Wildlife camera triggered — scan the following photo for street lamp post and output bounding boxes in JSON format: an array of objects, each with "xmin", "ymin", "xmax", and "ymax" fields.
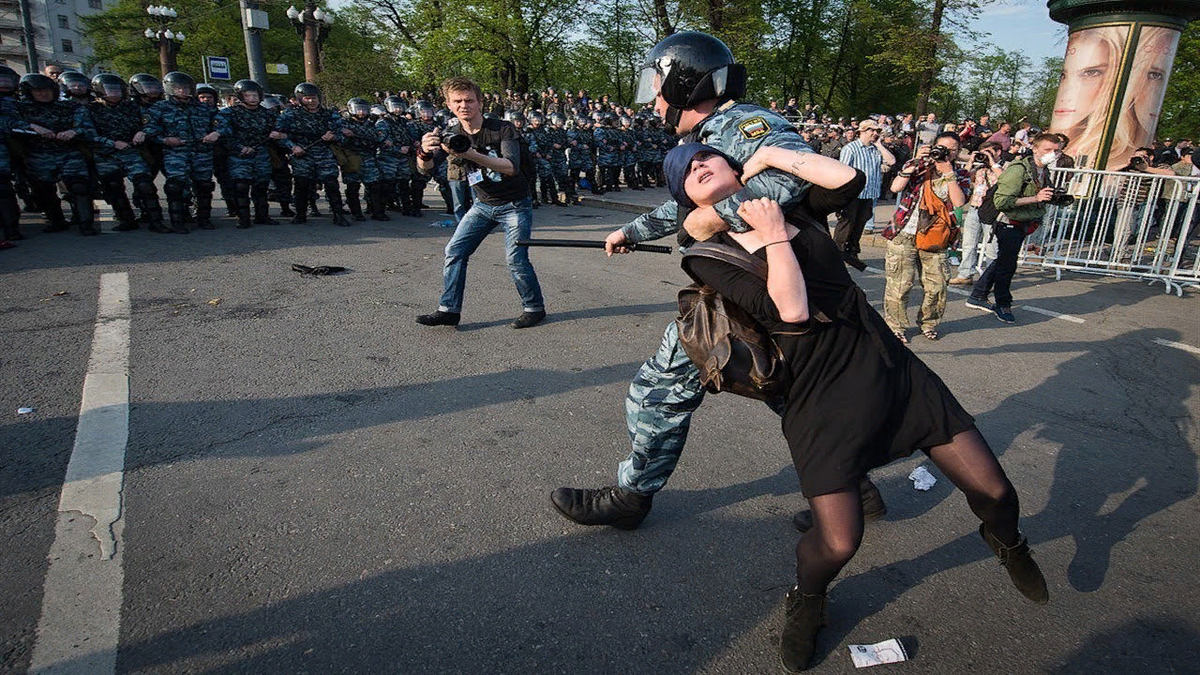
[
  {"xmin": 144, "ymin": 5, "xmax": 185, "ymax": 78},
  {"xmin": 286, "ymin": 3, "xmax": 333, "ymax": 82}
]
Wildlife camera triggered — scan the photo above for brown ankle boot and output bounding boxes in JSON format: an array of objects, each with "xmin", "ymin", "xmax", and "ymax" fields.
[
  {"xmin": 980, "ymin": 524, "xmax": 1049, "ymax": 604},
  {"xmin": 779, "ymin": 586, "xmax": 827, "ymax": 672}
]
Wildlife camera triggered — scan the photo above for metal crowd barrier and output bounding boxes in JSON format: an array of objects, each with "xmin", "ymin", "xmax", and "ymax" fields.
[{"xmin": 1020, "ymin": 166, "xmax": 1200, "ymax": 296}]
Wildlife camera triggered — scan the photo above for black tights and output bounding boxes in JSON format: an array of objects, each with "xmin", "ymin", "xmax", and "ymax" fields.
[{"xmin": 796, "ymin": 427, "xmax": 1020, "ymax": 594}]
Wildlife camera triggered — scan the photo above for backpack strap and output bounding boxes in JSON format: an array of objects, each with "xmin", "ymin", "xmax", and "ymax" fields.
[{"xmin": 681, "ymin": 241, "xmax": 768, "ymax": 283}]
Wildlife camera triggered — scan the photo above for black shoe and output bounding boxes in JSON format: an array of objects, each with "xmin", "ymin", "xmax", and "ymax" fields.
[
  {"xmin": 352, "ymin": 213, "xmax": 367, "ymax": 222},
  {"xmin": 43, "ymin": 224, "xmax": 68, "ymax": 233},
  {"xmin": 550, "ymin": 486, "xmax": 653, "ymax": 530},
  {"xmin": 80, "ymin": 226, "xmax": 99, "ymax": 236},
  {"xmin": 511, "ymin": 309, "xmax": 546, "ymax": 329},
  {"xmin": 842, "ymin": 252, "xmax": 867, "ymax": 271},
  {"xmin": 113, "ymin": 222, "xmax": 140, "ymax": 232},
  {"xmin": 280, "ymin": 205, "xmax": 295, "ymax": 217},
  {"xmin": 792, "ymin": 478, "xmax": 887, "ymax": 532},
  {"xmin": 779, "ymin": 587, "xmax": 827, "ymax": 673},
  {"xmin": 979, "ymin": 524, "xmax": 1049, "ymax": 604},
  {"xmin": 415, "ymin": 310, "xmax": 461, "ymax": 327},
  {"xmin": 332, "ymin": 213, "xmax": 352, "ymax": 227},
  {"xmin": 291, "ymin": 214, "xmax": 307, "ymax": 225}
]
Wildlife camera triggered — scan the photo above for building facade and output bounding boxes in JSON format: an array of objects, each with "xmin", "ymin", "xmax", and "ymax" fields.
[{"xmin": 0, "ymin": 0, "xmax": 115, "ymax": 76}]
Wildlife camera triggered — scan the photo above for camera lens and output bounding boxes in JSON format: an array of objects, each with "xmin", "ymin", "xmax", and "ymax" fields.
[{"xmin": 446, "ymin": 134, "xmax": 472, "ymax": 153}]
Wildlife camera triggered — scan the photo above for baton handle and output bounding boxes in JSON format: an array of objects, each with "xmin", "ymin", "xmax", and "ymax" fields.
[{"xmin": 516, "ymin": 239, "xmax": 672, "ymax": 254}]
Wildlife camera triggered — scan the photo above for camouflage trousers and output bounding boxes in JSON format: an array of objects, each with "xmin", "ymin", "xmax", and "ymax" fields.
[
  {"xmin": 93, "ymin": 147, "xmax": 151, "ymax": 180},
  {"xmin": 618, "ymin": 321, "xmax": 785, "ymax": 494},
  {"xmin": 550, "ymin": 157, "xmax": 573, "ymax": 196},
  {"xmin": 883, "ymin": 231, "xmax": 950, "ymax": 333},
  {"xmin": 377, "ymin": 153, "xmax": 412, "ymax": 181},
  {"xmin": 227, "ymin": 148, "xmax": 273, "ymax": 183}
]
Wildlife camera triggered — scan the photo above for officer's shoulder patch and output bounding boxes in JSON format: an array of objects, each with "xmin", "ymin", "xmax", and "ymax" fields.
[{"xmin": 738, "ymin": 116, "xmax": 770, "ymax": 140}]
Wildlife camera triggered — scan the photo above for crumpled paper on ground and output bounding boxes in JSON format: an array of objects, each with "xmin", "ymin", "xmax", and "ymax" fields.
[{"xmin": 908, "ymin": 465, "xmax": 937, "ymax": 491}]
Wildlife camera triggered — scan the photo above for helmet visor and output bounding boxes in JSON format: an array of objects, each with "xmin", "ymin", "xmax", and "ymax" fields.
[
  {"xmin": 165, "ymin": 81, "xmax": 193, "ymax": 98},
  {"xmin": 349, "ymin": 101, "xmax": 370, "ymax": 116},
  {"xmin": 100, "ymin": 84, "xmax": 124, "ymax": 100},
  {"xmin": 634, "ymin": 66, "xmax": 661, "ymax": 105}
]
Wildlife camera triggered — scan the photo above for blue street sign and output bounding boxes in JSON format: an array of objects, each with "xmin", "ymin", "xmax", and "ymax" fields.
[{"xmin": 206, "ymin": 56, "xmax": 231, "ymax": 80}]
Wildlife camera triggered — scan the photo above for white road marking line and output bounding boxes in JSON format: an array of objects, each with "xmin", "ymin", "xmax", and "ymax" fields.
[
  {"xmin": 1018, "ymin": 304, "xmax": 1086, "ymax": 324},
  {"xmin": 30, "ymin": 273, "xmax": 130, "ymax": 675},
  {"xmin": 1152, "ymin": 338, "xmax": 1200, "ymax": 356}
]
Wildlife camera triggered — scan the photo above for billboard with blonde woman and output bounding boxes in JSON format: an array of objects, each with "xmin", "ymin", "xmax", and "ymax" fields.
[{"xmin": 1049, "ymin": 24, "xmax": 1181, "ymax": 171}]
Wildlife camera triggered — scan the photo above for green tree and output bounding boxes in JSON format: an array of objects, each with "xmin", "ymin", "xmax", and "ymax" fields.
[{"xmin": 1158, "ymin": 22, "xmax": 1200, "ymax": 141}]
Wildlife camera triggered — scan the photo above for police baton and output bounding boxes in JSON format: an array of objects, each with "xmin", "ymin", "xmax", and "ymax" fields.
[{"xmin": 516, "ymin": 238, "xmax": 673, "ymax": 254}]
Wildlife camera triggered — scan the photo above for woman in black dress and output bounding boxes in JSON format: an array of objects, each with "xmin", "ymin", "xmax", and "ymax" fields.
[{"xmin": 665, "ymin": 143, "xmax": 1048, "ymax": 673}]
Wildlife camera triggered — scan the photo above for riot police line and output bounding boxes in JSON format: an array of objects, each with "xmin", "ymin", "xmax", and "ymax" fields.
[{"xmin": 0, "ymin": 68, "xmax": 678, "ymax": 246}]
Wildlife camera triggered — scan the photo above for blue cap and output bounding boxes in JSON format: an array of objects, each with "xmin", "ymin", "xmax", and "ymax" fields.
[{"xmin": 664, "ymin": 142, "xmax": 741, "ymax": 209}]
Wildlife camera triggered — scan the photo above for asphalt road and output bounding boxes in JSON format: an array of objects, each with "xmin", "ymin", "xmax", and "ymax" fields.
[{"xmin": 2, "ymin": 190, "xmax": 1199, "ymax": 674}]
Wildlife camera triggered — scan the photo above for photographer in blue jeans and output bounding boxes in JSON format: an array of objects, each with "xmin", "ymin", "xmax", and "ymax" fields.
[{"xmin": 414, "ymin": 76, "xmax": 546, "ymax": 330}]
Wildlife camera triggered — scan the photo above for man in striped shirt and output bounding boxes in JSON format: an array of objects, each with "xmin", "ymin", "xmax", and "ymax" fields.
[{"xmin": 835, "ymin": 119, "xmax": 895, "ymax": 269}]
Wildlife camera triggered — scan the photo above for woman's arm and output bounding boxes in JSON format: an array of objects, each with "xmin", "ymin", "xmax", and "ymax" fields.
[
  {"xmin": 741, "ymin": 146, "xmax": 856, "ymax": 190},
  {"xmin": 733, "ymin": 199, "xmax": 809, "ymax": 324}
]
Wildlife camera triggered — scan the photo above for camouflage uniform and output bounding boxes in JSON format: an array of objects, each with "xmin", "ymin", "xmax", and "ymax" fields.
[
  {"xmin": 339, "ymin": 115, "xmax": 383, "ymax": 221},
  {"xmin": 567, "ymin": 121, "xmax": 599, "ymax": 195},
  {"xmin": 545, "ymin": 122, "xmax": 573, "ymax": 202},
  {"xmin": 274, "ymin": 105, "xmax": 348, "ymax": 225},
  {"xmin": 80, "ymin": 98, "xmax": 165, "ymax": 232},
  {"xmin": 20, "ymin": 99, "xmax": 93, "ymax": 233},
  {"xmin": 407, "ymin": 118, "xmax": 453, "ymax": 216},
  {"xmin": 143, "ymin": 98, "xmax": 219, "ymax": 231},
  {"xmin": 0, "ymin": 96, "xmax": 25, "ymax": 239},
  {"xmin": 376, "ymin": 115, "xmax": 415, "ymax": 215},
  {"xmin": 594, "ymin": 122, "xmax": 621, "ymax": 192},
  {"xmin": 526, "ymin": 121, "xmax": 558, "ymax": 205},
  {"xmin": 215, "ymin": 103, "xmax": 278, "ymax": 227},
  {"xmin": 616, "ymin": 102, "xmax": 814, "ymax": 494}
]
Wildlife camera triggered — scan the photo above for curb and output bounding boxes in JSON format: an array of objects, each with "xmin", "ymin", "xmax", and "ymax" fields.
[{"xmin": 578, "ymin": 195, "xmax": 892, "ymax": 249}]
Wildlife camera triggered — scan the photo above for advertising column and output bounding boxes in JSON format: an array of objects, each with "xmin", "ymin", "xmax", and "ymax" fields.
[{"xmin": 1047, "ymin": 0, "xmax": 1200, "ymax": 170}]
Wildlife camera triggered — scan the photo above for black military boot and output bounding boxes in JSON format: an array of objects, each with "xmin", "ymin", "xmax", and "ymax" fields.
[
  {"xmin": 368, "ymin": 183, "xmax": 390, "ymax": 221},
  {"xmin": 589, "ymin": 169, "xmax": 603, "ymax": 195},
  {"xmin": 607, "ymin": 167, "xmax": 621, "ymax": 193},
  {"xmin": 325, "ymin": 179, "xmax": 351, "ymax": 227},
  {"xmin": 0, "ymin": 187, "xmax": 21, "ymax": 241},
  {"xmin": 234, "ymin": 181, "xmax": 253, "ymax": 229},
  {"xmin": 550, "ymin": 486, "xmax": 653, "ymax": 530},
  {"xmin": 70, "ymin": 189, "xmax": 98, "ymax": 237},
  {"xmin": 397, "ymin": 180, "xmax": 415, "ymax": 216},
  {"xmin": 409, "ymin": 181, "xmax": 423, "ymax": 217},
  {"xmin": 779, "ymin": 587, "xmax": 827, "ymax": 673},
  {"xmin": 33, "ymin": 182, "xmax": 68, "ymax": 232},
  {"xmin": 193, "ymin": 180, "xmax": 215, "ymax": 230},
  {"xmin": 980, "ymin": 524, "xmax": 1049, "ymax": 604},
  {"xmin": 110, "ymin": 194, "xmax": 138, "ymax": 231},
  {"xmin": 345, "ymin": 182, "xmax": 366, "ymax": 222},
  {"xmin": 167, "ymin": 197, "xmax": 190, "ymax": 234},
  {"xmin": 252, "ymin": 186, "xmax": 277, "ymax": 225},
  {"xmin": 291, "ymin": 179, "xmax": 309, "ymax": 224}
]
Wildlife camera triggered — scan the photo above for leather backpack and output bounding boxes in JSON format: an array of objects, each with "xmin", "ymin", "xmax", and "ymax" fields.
[{"xmin": 677, "ymin": 242, "xmax": 802, "ymax": 402}]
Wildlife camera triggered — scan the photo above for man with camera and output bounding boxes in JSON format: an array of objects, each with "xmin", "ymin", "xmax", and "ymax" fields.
[
  {"xmin": 965, "ymin": 133, "xmax": 1065, "ymax": 323},
  {"xmin": 951, "ymin": 141, "xmax": 1004, "ymax": 284},
  {"xmin": 413, "ymin": 77, "xmax": 546, "ymax": 330},
  {"xmin": 884, "ymin": 132, "xmax": 968, "ymax": 341}
]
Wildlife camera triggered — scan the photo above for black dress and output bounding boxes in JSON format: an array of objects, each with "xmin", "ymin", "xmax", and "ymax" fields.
[{"xmin": 685, "ymin": 217, "xmax": 975, "ymax": 498}]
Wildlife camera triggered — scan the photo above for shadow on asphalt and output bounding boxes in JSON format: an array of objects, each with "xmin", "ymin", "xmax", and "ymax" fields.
[{"xmin": 456, "ymin": 302, "xmax": 677, "ymax": 331}]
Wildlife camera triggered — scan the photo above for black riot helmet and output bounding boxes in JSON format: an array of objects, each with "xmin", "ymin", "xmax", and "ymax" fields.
[
  {"xmin": 91, "ymin": 73, "xmax": 127, "ymax": 103},
  {"xmin": 19, "ymin": 73, "xmax": 58, "ymax": 101},
  {"xmin": 261, "ymin": 94, "xmax": 283, "ymax": 110},
  {"xmin": 619, "ymin": 115, "xmax": 632, "ymax": 128},
  {"xmin": 383, "ymin": 95, "xmax": 406, "ymax": 115},
  {"xmin": 233, "ymin": 79, "xmax": 263, "ymax": 106},
  {"xmin": 634, "ymin": 31, "xmax": 746, "ymax": 129},
  {"xmin": 370, "ymin": 104, "xmax": 386, "ymax": 118},
  {"xmin": 413, "ymin": 100, "xmax": 435, "ymax": 122},
  {"xmin": 549, "ymin": 112, "xmax": 565, "ymax": 127},
  {"xmin": 294, "ymin": 82, "xmax": 322, "ymax": 108},
  {"xmin": 162, "ymin": 71, "xmax": 196, "ymax": 100},
  {"xmin": 434, "ymin": 108, "xmax": 452, "ymax": 126},
  {"xmin": 347, "ymin": 97, "xmax": 371, "ymax": 118},
  {"xmin": 528, "ymin": 110, "xmax": 545, "ymax": 126},
  {"xmin": 129, "ymin": 73, "xmax": 163, "ymax": 101},
  {"xmin": 0, "ymin": 65, "xmax": 19, "ymax": 96},
  {"xmin": 575, "ymin": 115, "xmax": 590, "ymax": 128},
  {"xmin": 59, "ymin": 71, "xmax": 90, "ymax": 99},
  {"xmin": 196, "ymin": 83, "xmax": 219, "ymax": 106},
  {"xmin": 504, "ymin": 109, "xmax": 525, "ymax": 125}
]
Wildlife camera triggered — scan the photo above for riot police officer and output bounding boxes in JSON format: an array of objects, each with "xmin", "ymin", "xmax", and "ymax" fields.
[
  {"xmin": 0, "ymin": 65, "xmax": 23, "ymax": 243},
  {"xmin": 594, "ymin": 112, "xmax": 621, "ymax": 193},
  {"xmin": 407, "ymin": 100, "xmax": 452, "ymax": 217},
  {"xmin": 274, "ymin": 82, "xmax": 349, "ymax": 226},
  {"xmin": 216, "ymin": 79, "xmax": 281, "ymax": 228},
  {"xmin": 198, "ymin": 82, "xmax": 235, "ymax": 218},
  {"xmin": 526, "ymin": 110, "xmax": 557, "ymax": 205},
  {"xmin": 142, "ymin": 71, "xmax": 221, "ymax": 233},
  {"xmin": 18, "ymin": 73, "xmax": 94, "ymax": 235},
  {"xmin": 376, "ymin": 95, "xmax": 415, "ymax": 216},
  {"xmin": 546, "ymin": 112, "xmax": 574, "ymax": 205},
  {"xmin": 80, "ymin": 73, "xmax": 166, "ymax": 233},
  {"xmin": 260, "ymin": 94, "xmax": 294, "ymax": 217},
  {"xmin": 339, "ymin": 98, "xmax": 386, "ymax": 221},
  {"xmin": 568, "ymin": 115, "xmax": 600, "ymax": 196}
]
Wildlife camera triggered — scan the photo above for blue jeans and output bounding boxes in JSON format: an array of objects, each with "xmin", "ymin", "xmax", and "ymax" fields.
[
  {"xmin": 438, "ymin": 197, "xmax": 544, "ymax": 314},
  {"xmin": 449, "ymin": 179, "xmax": 473, "ymax": 225}
]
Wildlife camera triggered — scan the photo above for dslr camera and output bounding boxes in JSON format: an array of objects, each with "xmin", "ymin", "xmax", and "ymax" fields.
[
  {"xmin": 437, "ymin": 130, "xmax": 472, "ymax": 154},
  {"xmin": 927, "ymin": 144, "xmax": 952, "ymax": 162},
  {"xmin": 1047, "ymin": 186, "xmax": 1074, "ymax": 207},
  {"xmin": 971, "ymin": 152, "xmax": 991, "ymax": 171}
]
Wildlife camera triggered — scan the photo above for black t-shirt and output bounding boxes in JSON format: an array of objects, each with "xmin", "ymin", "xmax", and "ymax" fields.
[{"xmin": 439, "ymin": 117, "xmax": 528, "ymax": 205}]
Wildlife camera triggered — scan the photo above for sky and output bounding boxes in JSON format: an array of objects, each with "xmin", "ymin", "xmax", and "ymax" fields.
[{"xmin": 966, "ymin": 0, "xmax": 1070, "ymax": 68}]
